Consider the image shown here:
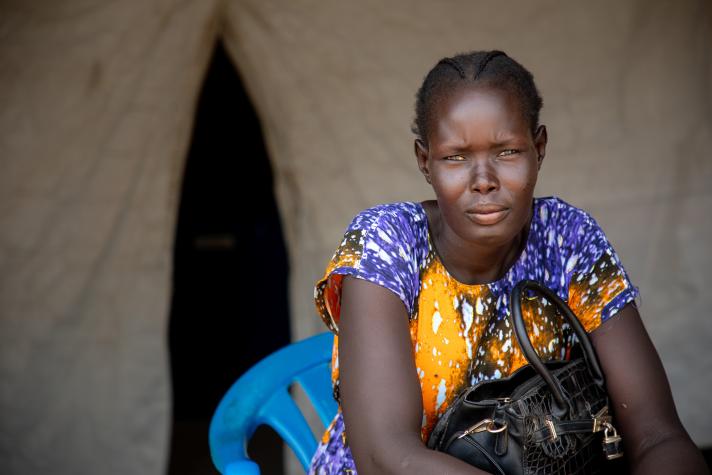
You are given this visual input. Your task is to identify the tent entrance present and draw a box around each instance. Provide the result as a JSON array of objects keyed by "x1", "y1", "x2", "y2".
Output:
[{"x1": 168, "y1": 41, "x2": 291, "y2": 475}]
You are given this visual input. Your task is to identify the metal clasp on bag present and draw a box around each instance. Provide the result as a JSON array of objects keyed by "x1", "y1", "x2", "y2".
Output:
[
  {"x1": 457, "y1": 418, "x2": 508, "y2": 439},
  {"x1": 545, "y1": 417, "x2": 558, "y2": 441},
  {"x1": 592, "y1": 406, "x2": 611, "y2": 433}
]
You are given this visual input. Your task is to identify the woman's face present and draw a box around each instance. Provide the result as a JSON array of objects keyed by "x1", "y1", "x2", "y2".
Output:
[{"x1": 415, "y1": 84, "x2": 547, "y2": 248}]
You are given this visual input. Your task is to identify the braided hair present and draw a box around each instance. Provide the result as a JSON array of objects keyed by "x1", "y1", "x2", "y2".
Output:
[{"x1": 413, "y1": 50, "x2": 543, "y2": 144}]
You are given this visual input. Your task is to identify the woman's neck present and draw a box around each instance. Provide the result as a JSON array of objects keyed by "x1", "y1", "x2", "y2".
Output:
[{"x1": 422, "y1": 200, "x2": 531, "y2": 285}]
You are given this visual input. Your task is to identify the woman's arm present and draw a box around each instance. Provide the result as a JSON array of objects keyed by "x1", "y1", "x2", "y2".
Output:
[
  {"x1": 338, "y1": 275, "x2": 490, "y2": 474},
  {"x1": 590, "y1": 303, "x2": 709, "y2": 474}
]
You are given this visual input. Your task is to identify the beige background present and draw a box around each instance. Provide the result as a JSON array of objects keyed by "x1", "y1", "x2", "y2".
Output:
[{"x1": 1, "y1": 1, "x2": 710, "y2": 474}]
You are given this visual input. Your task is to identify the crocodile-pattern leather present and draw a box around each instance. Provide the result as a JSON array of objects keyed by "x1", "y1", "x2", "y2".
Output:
[
  {"x1": 427, "y1": 280, "x2": 624, "y2": 475},
  {"x1": 515, "y1": 360, "x2": 607, "y2": 474},
  {"x1": 428, "y1": 359, "x2": 613, "y2": 475}
]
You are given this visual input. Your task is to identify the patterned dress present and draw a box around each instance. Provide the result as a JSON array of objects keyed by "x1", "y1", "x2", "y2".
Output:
[{"x1": 307, "y1": 197, "x2": 638, "y2": 474}]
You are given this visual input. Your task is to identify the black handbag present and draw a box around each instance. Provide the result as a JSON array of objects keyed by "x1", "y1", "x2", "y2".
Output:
[{"x1": 426, "y1": 280, "x2": 624, "y2": 475}]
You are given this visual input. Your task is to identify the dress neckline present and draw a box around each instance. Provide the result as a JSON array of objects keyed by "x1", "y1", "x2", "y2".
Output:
[{"x1": 415, "y1": 199, "x2": 537, "y2": 288}]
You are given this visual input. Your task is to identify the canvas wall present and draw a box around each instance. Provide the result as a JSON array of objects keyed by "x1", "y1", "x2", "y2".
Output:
[{"x1": 1, "y1": 1, "x2": 710, "y2": 473}]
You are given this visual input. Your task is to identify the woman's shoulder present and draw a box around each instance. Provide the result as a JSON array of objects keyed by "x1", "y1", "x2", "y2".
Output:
[
  {"x1": 345, "y1": 201, "x2": 427, "y2": 234},
  {"x1": 315, "y1": 202, "x2": 428, "y2": 331},
  {"x1": 529, "y1": 196, "x2": 638, "y2": 325},
  {"x1": 343, "y1": 201, "x2": 430, "y2": 267},
  {"x1": 535, "y1": 196, "x2": 594, "y2": 223},
  {"x1": 533, "y1": 196, "x2": 603, "y2": 240}
]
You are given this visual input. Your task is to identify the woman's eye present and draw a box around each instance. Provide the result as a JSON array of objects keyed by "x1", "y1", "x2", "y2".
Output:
[{"x1": 497, "y1": 149, "x2": 519, "y2": 158}]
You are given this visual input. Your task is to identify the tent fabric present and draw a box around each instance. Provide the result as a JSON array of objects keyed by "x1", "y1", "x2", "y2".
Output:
[{"x1": 1, "y1": 0, "x2": 710, "y2": 474}]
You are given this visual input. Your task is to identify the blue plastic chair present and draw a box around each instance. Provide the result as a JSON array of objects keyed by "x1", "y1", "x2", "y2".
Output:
[{"x1": 209, "y1": 332, "x2": 338, "y2": 475}]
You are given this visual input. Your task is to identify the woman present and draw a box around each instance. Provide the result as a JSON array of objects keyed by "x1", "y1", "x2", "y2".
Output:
[{"x1": 308, "y1": 51, "x2": 708, "y2": 474}]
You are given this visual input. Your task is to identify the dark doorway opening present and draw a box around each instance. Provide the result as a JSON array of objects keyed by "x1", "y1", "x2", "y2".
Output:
[{"x1": 168, "y1": 41, "x2": 291, "y2": 475}]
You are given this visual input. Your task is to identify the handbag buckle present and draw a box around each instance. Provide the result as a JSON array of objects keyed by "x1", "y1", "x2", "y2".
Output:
[
  {"x1": 458, "y1": 418, "x2": 508, "y2": 439},
  {"x1": 592, "y1": 406, "x2": 611, "y2": 433},
  {"x1": 545, "y1": 417, "x2": 558, "y2": 441}
]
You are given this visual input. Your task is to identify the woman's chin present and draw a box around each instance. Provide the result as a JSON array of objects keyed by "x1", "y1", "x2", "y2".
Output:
[{"x1": 462, "y1": 218, "x2": 527, "y2": 248}]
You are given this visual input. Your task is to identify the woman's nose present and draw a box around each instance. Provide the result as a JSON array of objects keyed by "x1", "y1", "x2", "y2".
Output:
[{"x1": 470, "y1": 162, "x2": 499, "y2": 194}]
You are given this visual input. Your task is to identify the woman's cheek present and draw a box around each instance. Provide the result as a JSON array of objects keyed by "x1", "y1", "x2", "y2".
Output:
[
  {"x1": 500, "y1": 169, "x2": 533, "y2": 194},
  {"x1": 435, "y1": 172, "x2": 469, "y2": 197},
  {"x1": 520, "y1": 177, "x2": 537, "y2": 192},
  {"x1": 512, "y1": 162, "x2": 538, "y2": 192}
]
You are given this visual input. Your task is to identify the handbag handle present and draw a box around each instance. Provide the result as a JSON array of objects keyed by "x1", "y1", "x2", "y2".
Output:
[{"x1": 509, "y1": 280, "x2": 606, "y2": 411}]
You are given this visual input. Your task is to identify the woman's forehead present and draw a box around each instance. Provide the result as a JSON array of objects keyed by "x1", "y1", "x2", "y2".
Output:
[{"x1": 428, "y1": 85, "x2": 531, "y2": 146}]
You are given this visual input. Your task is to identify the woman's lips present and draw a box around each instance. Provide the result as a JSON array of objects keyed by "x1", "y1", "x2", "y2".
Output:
[{"x1": 465, "y1": 206, "x2": 510, "y2": 225}]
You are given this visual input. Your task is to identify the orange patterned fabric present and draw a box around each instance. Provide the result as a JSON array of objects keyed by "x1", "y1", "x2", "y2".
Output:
[{"x1": 309, "y1": 198, "x2": 637, "y2": 473}]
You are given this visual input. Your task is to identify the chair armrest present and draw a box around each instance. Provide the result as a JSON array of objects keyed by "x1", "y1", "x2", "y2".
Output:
[{"x1": 225, "y1": 459, "x2": 260, "y2": 475}]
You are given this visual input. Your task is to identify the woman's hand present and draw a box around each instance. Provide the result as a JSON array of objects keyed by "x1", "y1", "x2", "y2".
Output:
[
  {"x1": 590, "y1": 303, "x2": 709, "y2": 474},
  {"x1": 338, "y1": 275, "x2": 491, "y2": 474}
]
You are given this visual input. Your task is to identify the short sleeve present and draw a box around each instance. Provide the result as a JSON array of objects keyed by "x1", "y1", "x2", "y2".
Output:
[
  {"x1": 562, "y1": 209, "x2": 639, "y2": 333},
  {"x1": 314, "y1": 204, "x2": 420, "y2": 334}
]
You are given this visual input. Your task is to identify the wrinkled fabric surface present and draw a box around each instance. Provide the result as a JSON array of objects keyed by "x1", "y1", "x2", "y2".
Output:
[{"x1": 1, "y1": 1, "x2": 710, "y2": 474}]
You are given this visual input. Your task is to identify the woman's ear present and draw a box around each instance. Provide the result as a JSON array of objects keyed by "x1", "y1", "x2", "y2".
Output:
[
  {"x1": 533, "y1": 125, "x2": 547, "y2": 170},
  {"x1": 414, "y1": 139, "x2": 431, "y2": 184}
]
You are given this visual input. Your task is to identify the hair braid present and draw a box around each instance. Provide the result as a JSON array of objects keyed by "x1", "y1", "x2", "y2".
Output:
[
  {"x1": 437, "y1": 58, "x2": 466, "y2": 79},
  {"x1": 413, "y1": 50, "x2": 543, "y2": 143},
  {"x1": 474, "y1": 50, "x2": 507, "y2": 80}
]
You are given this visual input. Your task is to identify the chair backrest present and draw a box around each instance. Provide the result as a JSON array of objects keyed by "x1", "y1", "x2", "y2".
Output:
[{"x1": 209, "y1": 332, "x2": 337, "y2": 475}]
